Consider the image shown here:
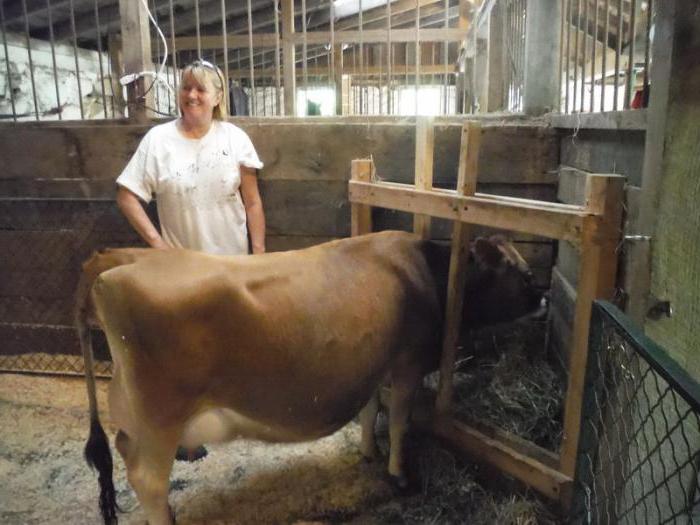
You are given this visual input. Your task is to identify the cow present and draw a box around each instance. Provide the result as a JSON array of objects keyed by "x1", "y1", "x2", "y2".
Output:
[{"x1": 76, "y1": 231, "x2": 543, "y2": 525}]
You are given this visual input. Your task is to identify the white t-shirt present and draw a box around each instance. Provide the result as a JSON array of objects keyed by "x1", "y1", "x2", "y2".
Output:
[{"x1": 117, "y1": 120, "x2": 263, "y2": 255}]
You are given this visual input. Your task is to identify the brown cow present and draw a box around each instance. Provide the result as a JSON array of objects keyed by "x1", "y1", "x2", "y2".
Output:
[{"x1": 77, "y1": 231, "x2": 543, "y2": 525}]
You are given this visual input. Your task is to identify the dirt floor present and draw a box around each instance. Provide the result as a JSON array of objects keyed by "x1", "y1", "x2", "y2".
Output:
[{"x1": 0, "y1": 373, "x2": 560, "y2": 525}]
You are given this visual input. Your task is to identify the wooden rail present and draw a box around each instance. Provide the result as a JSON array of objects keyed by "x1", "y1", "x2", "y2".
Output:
[{"x1": 349, "y1": 119, "x2": 625, "y2": 511}]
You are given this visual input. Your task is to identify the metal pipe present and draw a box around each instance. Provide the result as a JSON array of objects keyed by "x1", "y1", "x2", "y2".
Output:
[
  {"x1": 168, "y1": 0, "x2": 178, "y2": 98},
  {"x1": 558, "y1": 0, "x2": 565, "y2": 113},
  {"x1": 21, "y1": 0, "x2": 39, "y2": 120},
  {"x1": 274, "y1": 0, "x2": 281, "y2": 115},
  {"x1": 443, "y1": 0, "x2": 448, "y2": 114},
  {"x1": 601, "y1": 0, "x2": 610, "y2": 111},
  {"x1": 359, "y1": 0, "x2": 364, "y2": 113},
  {"x1": 564, "y1": 0, "x2": 572, "y2": 113},
  {"x1": 46, "y1": 0, "x2": 62, "y2": 120},
  {"x1": 302, "y1": 0, "x2": 308, "y2": 98},
  {"x1": 221, "y1": 0, "x2": 229, "y2": 117},
  {"x1": 247, "y1": 0, "x2": 256, "y2": 115},
  {"x1": 0, "y1": 1, "x2": 16, "y2": 120},
  {"x1": 643, "y1": 0, "x2": 651, "y2": 94},
  {"x1": 580, "y1": 0, "x2": 588, "y2": 111},
  {"x1": 151, "y1": 0, "x2": 161, "y2": 113},
  {"x1": 624, "y1": 0, "x2": 637, "y2": 109},
  {"x1": 329, "y1": 0, "x2": 334, "y2": 95},
  {"x1": 572, "y1": 0, "x2": 580, "y2": 112},
  {"x1": 68, "y1": 0, "x2": 84, "y2": 119},
  {"x1": 590, "y1": 0, "x2": 599, "y2": 112},
  {"x1": 415, "y1": 0, "x2": 420, "y2": 115},
  {"x1": 195, "y1": 0, "x2": 202, "y2": 58},
  {"x1": 518, "y1": 0, "x2": 525, "y2": 111},
  {"x1": 386, "y1": 0, "x2": 392, "y2": 115},
  {"x1": 613, "y1": 0, "x2": 622, "y2": 110}
]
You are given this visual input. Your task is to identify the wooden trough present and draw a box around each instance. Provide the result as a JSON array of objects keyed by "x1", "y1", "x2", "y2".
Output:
[{"x1": 349, "y1": 118, "x2": 625, "y2": 510}]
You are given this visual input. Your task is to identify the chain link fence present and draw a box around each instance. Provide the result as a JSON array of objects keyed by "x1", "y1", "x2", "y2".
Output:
[
  {"x1": 570, "y1": 300, "x2": 700, "y2": 524},
  {"x1": 0, "y1": 198, "x2": 155, "y2": 377}
]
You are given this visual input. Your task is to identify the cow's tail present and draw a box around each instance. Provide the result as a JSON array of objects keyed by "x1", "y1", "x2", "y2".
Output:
[{"x1": 75, "y1": 267, "x2": 119, "y2": 525}]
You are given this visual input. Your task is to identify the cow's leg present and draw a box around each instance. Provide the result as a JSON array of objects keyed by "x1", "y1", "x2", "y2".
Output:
[
  {"x1": 359, "y1": 389, "x2": 379, "y2": 460},
  {"x1": 115, "y1": 429, "x2": 178, "y2": 525},
  {"x1": 387, "y1": 360, "x2": 422, "y2": 488}
]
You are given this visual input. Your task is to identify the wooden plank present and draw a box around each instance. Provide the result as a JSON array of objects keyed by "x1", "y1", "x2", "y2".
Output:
[
  {"x1": 281, "y1": 0, "x2": 295, "y2": 116},
  {"x1": 436, "y1": 122, "x2": 481, "y2": 413},
  {"x1": 107, "y1": 33, "x2": 125, "y2": 118},
  {"x1": 259, "y1": 180, "x2": 350, "y2": 237},
  {"x1": 559, "y1": 175, "x2": 626, "y2": 480},
  {"x1": 0, "y1": 324, "x2": 111, "y2": 362},
  {"x1": 430, "y1": 415, "x2": 573, "y2": 501},
  {"x1": 559, "y1": 129, "x2": 645, "y2": 187},
  {"x1": 348, "y1": 180, "x2": 588, "y2": 244},
  {"x1": 0, "y1": 123, "x2": 558, "y2": 188},
  {"x1": 0, "y1": 199, "x2": 152, "y2": 233},
  {"x1": 557, "y1": 166, "x2": 589, "y2": 205},
  {"x1": 350, "y1": 159, "x2": 374, "y2": 236},
  {"x1": 413, "y1": 117, "x2": 435, "y2": 239}
]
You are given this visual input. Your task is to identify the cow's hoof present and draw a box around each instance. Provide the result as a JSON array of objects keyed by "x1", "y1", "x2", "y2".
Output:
[
  {"x1": 387, "y1": 473, "x2": 411, "y2": 494},
  {"x1": 175, "y1": 445, "x2": 208, "y2": 462}
]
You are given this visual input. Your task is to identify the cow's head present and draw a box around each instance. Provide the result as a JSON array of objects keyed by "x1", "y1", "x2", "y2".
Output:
[{"x1": 463, "y1": 236, "x2": 545, "y2": 328}]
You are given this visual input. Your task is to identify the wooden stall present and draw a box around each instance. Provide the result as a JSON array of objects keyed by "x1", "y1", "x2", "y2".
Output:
[{"x1": 349, "y1": 118, "x2": 625, "y2": 509}]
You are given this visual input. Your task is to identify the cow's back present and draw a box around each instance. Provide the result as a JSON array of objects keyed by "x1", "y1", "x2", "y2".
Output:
[{"x1": 92, "y1": 232, "x2": 441, "y2": 438}]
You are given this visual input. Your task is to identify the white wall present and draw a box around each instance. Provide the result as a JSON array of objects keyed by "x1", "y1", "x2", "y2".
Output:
[{"x1": 0, "y1": 31, "x2": 175, "y2": 121}]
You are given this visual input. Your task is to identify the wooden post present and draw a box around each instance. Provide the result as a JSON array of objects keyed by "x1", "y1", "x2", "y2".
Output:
[
  {"x1": 334, "y1": 46, "x2": 344, "y2": 116},
  {"x1": 351, "y1": 159, "x2": 374, "y2": 236},
  {"x1": 523, "y1": 0, "x2": 562, "y2": 115},
  {"x1": 119, "y1": 0, "x2": 153, "y2": 122},
  {"x1": 413, "y1": 117, "x2": 435, "y2": 239},
  {"x1": 435, "y1": 121, "x2": 482, "y2": 413},
  {"x1": 486, "y1": 1, "x2": 506, "y2": 112},
  {"x1": 281, "y1": 0, "x2": 296, "y2": 116},
  {"x1": 107, "y1": 32, "x2": 125, "y2": 118},
  {"x1": 559, "y1": 174, "x2": 625, "y2": 485}
]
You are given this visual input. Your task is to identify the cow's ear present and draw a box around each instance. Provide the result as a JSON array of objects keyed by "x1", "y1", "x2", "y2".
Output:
[{"x1": 472, "y1": 237, "x2": 504, "y2": 269}]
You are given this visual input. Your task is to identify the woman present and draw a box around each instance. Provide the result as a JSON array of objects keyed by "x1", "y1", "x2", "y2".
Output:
[
  {"x1": 115, "y1": 60, "x2": 266, "y2": 461},
  {"x1": 116, "y1": 59, "x2": 265, "y2": 256}
]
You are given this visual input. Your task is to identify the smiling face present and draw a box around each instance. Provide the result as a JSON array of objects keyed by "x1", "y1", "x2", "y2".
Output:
[{"x1": 178, "y1": 68, "x2": 224, "y2": 127}]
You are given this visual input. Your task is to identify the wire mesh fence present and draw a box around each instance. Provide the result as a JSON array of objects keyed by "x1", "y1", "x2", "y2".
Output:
[
  {"x1": 0, "y1": 199, "x2": 153, "y2": 378},
  {"x1": 571, "y1": 301, "x2": 700, "y2": 524}
]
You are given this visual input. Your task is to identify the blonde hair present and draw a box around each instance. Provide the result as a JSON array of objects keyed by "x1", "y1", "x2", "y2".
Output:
[{"x1": 180, "y1": 61, "x2": 228, "y2": 120}]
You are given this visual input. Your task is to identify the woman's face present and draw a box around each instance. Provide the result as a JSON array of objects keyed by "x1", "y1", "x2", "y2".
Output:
[{"x1": 179, "y1": 71, "x2": 221, "y2": 125}]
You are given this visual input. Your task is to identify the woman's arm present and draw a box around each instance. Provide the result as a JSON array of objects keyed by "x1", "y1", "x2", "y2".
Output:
[
  {"x1": 116, "y1": 186, "x2": 169, "y2": 249},
  {"x1": 239, "y1": 167, "x2": 266, "y2": 254}
]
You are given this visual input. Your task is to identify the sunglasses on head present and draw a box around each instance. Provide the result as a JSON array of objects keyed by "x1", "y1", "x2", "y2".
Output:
[{"x1": 189, "y1": 59, "x2": 225, "y2": 89}]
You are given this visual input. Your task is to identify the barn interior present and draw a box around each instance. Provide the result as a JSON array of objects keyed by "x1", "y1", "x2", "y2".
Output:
[{"x1": 1, "y1": 1, "x2": 699, "y2": 524}]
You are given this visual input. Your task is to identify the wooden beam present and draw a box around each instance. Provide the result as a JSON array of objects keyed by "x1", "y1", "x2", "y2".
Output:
[
  {"x1": 107, "y1": 32, "x2": 125, "y2": 118},
  {"x1": 413, "y1": 117, "x2": 435, "y2": 239},
  {"x1": 558, "y1": 174, "x2": 625, "y2": 485},
  {"x1": 435, "y1": 122, "x2": 481, "y2": 413},
  {"x1": 430, "y1": 415, "x2": 573, "y2": 501},
  {"x1": 228, "y1": 64, "x2": 457, "y2": 79},
  {"x1": 281, "y1": 0, "x2": 296, "y2": 116},
  {"x1": 350, "y1": 159, "x2": 374, "y2": 236},
  {"x1": 348, "y1": 181, "x2": 589, "y2": 244},
  {"x1": 380, "y1": 384, "x2": 571, "y2": 502},
  {"x1": 174, "y1": 28, "x2": 466, "y2": 52},
  {"x1": 119, "y1": 0, "x2": 153, "y2": 122}
]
